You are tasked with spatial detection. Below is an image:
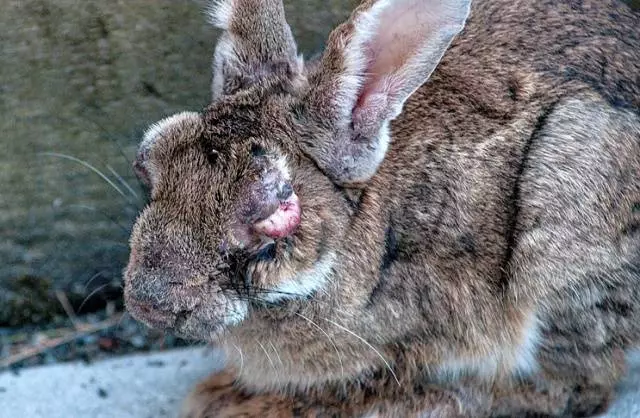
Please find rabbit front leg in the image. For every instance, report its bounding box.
[180,368,302,418]
[181,367,476,418]
[179,356,616,418]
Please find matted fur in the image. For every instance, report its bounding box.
[125,0,640,416]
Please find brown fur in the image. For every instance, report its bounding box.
[124,0,640,416]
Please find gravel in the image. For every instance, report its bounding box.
[0,307,193,372]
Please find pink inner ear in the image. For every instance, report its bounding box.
[366,2,423,81]
[351,0,429,132]
[353,0,462,124]
[360,0,426,94]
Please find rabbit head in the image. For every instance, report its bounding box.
[124,0,470,342]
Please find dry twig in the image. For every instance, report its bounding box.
[55,290,80,330]
[0,313,124,369]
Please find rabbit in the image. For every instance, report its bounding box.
[123,0,640,416]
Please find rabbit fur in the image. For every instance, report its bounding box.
[124,0,640,416]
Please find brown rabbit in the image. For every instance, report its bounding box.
[123,0,640,416]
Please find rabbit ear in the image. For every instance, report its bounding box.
[311,0,471,127]
[304,0,471,183]
[209,0,302,98]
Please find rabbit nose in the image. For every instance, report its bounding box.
[125,294,176,329]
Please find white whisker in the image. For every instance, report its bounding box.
[232,343,244,377]
[294,311,344,378]
[106,164,141,202]
[256,339,278,376]
[268,341,284,367]
[322,317,400,386]
[77,282,112,313]
[83,269,110,292]
[39,152,127,199]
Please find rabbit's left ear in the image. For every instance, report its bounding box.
[209,0,302,98]
[304,0,471,184]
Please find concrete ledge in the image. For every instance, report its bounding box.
[1,349,638,417]
[0,347,221,418]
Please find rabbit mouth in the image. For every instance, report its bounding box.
[125,285,249,341]
[253,192,301,239]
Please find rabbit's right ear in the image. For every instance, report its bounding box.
[303,0,471,184]
[208,0,302,99]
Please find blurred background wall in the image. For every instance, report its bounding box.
[1,0,638,326]
[0,0,359,326]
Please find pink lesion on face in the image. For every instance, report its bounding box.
[230,156,302,249]
[253,192,301,239]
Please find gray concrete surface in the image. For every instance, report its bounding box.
[0,347,221,418]
[1,348,639,417]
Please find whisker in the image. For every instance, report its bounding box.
[237,295,346,378]
[232,343,244,376]
[268,341,284,367]
[77,282,112,313]
[293,311,344,378]
[117,310,131,329]
[39,152,127,199]
[106,164,142,203]
[83,269,110,292]
[256,339,278,376]
[322,317,400,386]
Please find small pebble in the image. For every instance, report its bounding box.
[130,335,146,348]
[30,333,47,345]
[82,335,98,345]
[43,353,56,365]
[97,388,108,398]
[98,337,118,351]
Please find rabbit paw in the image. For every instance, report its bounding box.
[365,386,485,418]
[180,369,296,418]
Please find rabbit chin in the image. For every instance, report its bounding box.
[172,251,337,341]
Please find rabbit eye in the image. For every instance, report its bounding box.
[250,143,267,157]
[207,149,219,165]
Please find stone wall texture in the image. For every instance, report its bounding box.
[1,0,637,325]
[0,0,358,324]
